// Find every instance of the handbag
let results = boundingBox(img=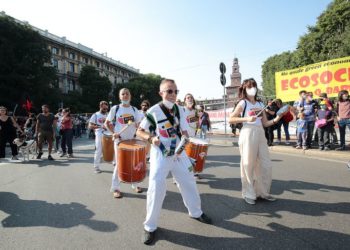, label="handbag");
[315,119,327,128]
